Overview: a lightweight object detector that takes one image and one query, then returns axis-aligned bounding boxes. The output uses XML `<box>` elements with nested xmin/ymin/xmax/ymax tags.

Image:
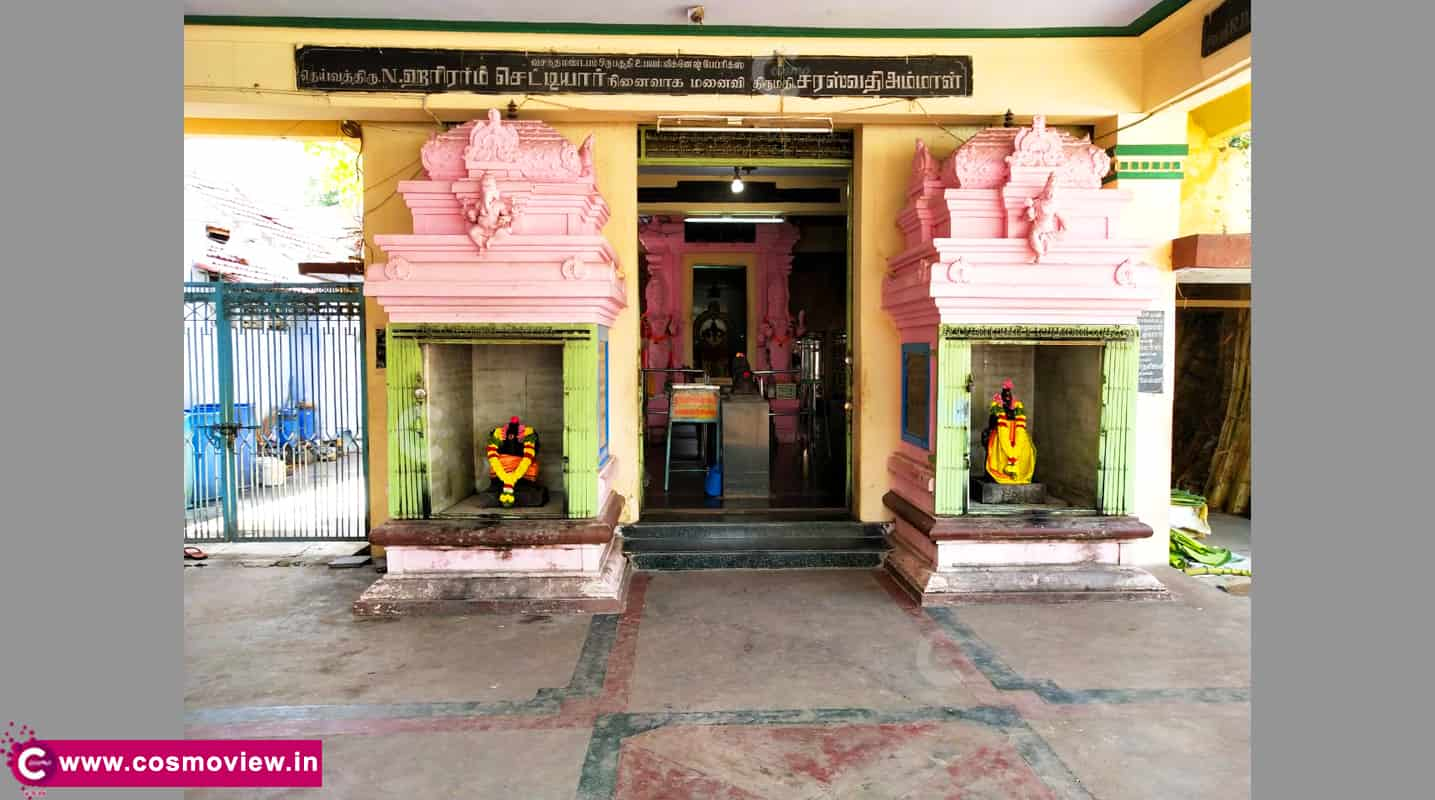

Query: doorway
<box><xmin>692</xmin><ymin>265</ymin><xmax>748</xmax><ymax>378</ymax></box>
<box><xmin>635</xmin><ymin>130</ymin><xmax>853</xmax><ymax>518</ymax></box>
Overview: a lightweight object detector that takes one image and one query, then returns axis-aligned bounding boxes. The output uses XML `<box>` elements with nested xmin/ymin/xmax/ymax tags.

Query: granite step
<box><xmin>623</xmin><ymin>520</ymin><xmax>882</xmax><ymax>540</ymax></box>
<box><xmin>623</xmin><ymin>520</ymin><xmax>888</xmax><ymax>571</ymax></box>
<box><xmin>625</xmin><ymin>532</ymin><xmax>885</xmax><ymax>553</ymax></box>
<box><xmin>629</xmin><ymin>549</ymin><xmax>884</xmax><ymax>571</ymax></box>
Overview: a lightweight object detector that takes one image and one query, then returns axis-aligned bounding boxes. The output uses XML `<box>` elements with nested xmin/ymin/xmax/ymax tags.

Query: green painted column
<box><xmin>564</xmin><ymin>327</ymin><xmax>600</xmax><ymax>519</ymax></box>
<box><xmin>385</xmin><ymin>333</ymin><xmax>429</xmax><ymax>519</ymax></box>
<box><xmin>935</xmin><ymin>333</ymin><xmax>972</xmax><ymax>516</ymax></box>
<box><xmin>1097</xmin><ymin>333</ymin><xmax>1139</xmax><ymax>515</ymax></box>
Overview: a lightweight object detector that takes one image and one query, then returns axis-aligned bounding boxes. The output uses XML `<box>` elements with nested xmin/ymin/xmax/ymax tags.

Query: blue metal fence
<box><xmin>184</xmin><ymin>283</ymin><xmax>368</xmax><ymax>542</ymax></box>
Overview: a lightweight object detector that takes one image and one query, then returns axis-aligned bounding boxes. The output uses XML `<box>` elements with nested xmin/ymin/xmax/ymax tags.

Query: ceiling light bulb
<box><xmin>731</xmin><ymin>177</ymin><xmax>744</xmax><ymax>193</ymax></box>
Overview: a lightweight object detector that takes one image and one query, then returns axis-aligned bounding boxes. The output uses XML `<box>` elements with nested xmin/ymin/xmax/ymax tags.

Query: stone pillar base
<box><xmin>354</xmin><ymin>492</ymin><xmax>631</xmax><ymax>617</ymax></box>
<box><xmin>882</xmin><ymin>491</ymin><xmax>1170</xmax><ymax>605</ymax></box>
<box><xmin>354</xmin><ymin>543</ymin><xmax>632</xmax><ymax>617</ymax></box>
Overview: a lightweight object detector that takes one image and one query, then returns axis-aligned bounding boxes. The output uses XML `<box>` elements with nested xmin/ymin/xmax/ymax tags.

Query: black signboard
<box><xmin>295</xmin><ymin>47</ymin><xmax>972</xmax><ymax>98</ymax></box>
<box><xmin>1201</xmin><ymin>0</ymin><xmax>1251</xmax><ymax>58</ymax></box>
<box><xmin>1138</xmin><ymin>311</ymin><xmax>1165</xmax><ymax>394</ymax></box>
<box><xmin>375</xmin><ymin>328</ymin><xmax>386</xmax><ymax>370</ymax></box>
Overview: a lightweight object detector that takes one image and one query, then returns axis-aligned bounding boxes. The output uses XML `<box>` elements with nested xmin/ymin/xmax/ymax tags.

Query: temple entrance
<box><xmin>635</xmin><ymin>130</ymin><xmax>853</xmax><ymax>520</ymax></box>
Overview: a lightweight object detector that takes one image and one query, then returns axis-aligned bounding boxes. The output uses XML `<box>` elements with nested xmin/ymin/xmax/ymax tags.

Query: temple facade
<box><xmin>183</xmin><ymin>0</ymin><xmax>1251</xmax><ymax>613</ymax></box>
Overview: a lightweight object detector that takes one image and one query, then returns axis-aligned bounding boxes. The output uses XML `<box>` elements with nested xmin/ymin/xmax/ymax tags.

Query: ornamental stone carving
<box><xmin>1023</xmin><ymin>173</ymin><xmax>1066</xmax><ymax>263</ymax></box>
<box><xmin>369</xmin><ymin>110</ymin><xmax>625</xmax><ymax>328</ymax></box>
<box><xmin>464</xmin><ymin>109</ymin><xmax>521</xmax><ymax>164</ymax></box>
<box><xmin>461</xmin><ymin>172</ymin><xmax>515</xmax><ymax>253</ymax></box>
<box><xmin>1007</xmin><ymin>115</ymin><xmax>1067</xmax><ymax>168</ymax></box>
<box><xmin>946</xmin><ymin>256</ymin><xmax>972</xmax><ymax>285</ymax></box>
<box><xmin>384</xmin><ymin>256</ymin><xmax>414</xmax><ymax>281</ymax></box>
<box><xmin>1114</xmin><ymin>259</ymin><xmax>1137</xmax><ymax>287</ymax></box>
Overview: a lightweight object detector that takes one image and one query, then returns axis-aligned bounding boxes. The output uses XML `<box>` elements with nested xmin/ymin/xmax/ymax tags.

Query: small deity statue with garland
<box><xmin>483</xmin><ymin>416</ymin><xmax>548</xmax><ymax>508</ymax></box>
<box><xmin>983</xmin><ymin>379</ymin><xmax>1036</xmax><ymax>485</ymax></box>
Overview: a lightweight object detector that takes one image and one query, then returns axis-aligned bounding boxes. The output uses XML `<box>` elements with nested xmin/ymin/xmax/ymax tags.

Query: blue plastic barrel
<box><xmin>184</xmin><ymin>403</ymin><xmax>256</xmax><ymax>505</ymax></box>
<box><xmin>278</xmin><ymin>406</ymin><xmax>316</xmax><ymax>444</ymax></box>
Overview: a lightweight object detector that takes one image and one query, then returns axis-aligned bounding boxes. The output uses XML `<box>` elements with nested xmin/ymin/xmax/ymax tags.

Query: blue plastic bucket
<box><xmin>704</xmin><ymin>464</ymin><xmax>723</xmax><ymax>497</ymax></box>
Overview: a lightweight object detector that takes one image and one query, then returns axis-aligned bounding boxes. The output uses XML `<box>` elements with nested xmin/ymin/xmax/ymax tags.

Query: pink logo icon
<box><xmin>3</xmin><ymin>722</ymin><xmax>49</xmax><ymax>799</ymax></box>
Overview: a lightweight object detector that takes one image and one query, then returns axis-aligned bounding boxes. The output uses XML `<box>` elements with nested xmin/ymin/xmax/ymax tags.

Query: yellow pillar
<box><xmin>852</xmin><ymin>124</ymin><xmax>968</xmax><ymax>522</ymax></box>
<box><xmin>1096</xmin><ymin>110</ymin><xmax>1187</xmax><ymax>564</ymax></box>
<box><xmin>359</xmin><ymin>122</ymin><xmax>433</xmax><ymax>543</ymax></box>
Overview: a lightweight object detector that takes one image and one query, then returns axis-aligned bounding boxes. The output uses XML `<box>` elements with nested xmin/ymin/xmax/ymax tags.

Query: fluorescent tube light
<box><xmin>684</xmin><ymin>216</ymin><xmax>786</xmax><ymax>224</ymax></box>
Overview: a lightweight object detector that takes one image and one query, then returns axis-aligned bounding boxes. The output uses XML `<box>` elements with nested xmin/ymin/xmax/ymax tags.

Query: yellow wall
<box><xmin>185</xmin><ymin>25</ymin><xmax>1144</xmax><ymax>123</ymax></box>
<box><xmin>1180</xmin><ymin>85</ymin><xmax>1252</xmax><ymax>237</ymax></box>
<box><xmin>853</xmin><ymin>126</ymin><xmax>956</xmax><ymax>520</ymax></box>
<box><xmin>1139</xmin><ymin>0</ymin><xmax>1251</xmax><ymax>111</ymax></box>
<box><xmin>184</xmin><ymin>17</ymin><xmax>1246</xmax><ymax>559</ymax></box>
<box><xmin>184</xmin><ymin>118</ymin><xmax>347</xmax><ymax>139</ymax></box>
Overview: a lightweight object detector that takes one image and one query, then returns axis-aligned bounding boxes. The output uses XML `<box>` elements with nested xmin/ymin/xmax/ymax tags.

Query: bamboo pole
<box><xmin>1205</xmin><ymin>309</ymin><xmax>1251</xmax><ymax>512</ymax></box>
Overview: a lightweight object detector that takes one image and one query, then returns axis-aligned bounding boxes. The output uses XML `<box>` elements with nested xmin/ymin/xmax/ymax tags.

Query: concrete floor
<box><xmin>184</xmin><ymin>562</ymin><xmax>1250</xmax><ymax>799</ymax></box>
<box><xmin>1206</xmin><ymin>512</ymin><xmax>1252</xmax><ymax>559</ymax></box>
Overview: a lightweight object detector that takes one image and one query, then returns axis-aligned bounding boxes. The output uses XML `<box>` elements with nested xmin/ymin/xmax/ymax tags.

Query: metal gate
<box><xmin>184</xmin><ymin>283</ymin><xmax>368</xmax><ymax>542</ymax></box>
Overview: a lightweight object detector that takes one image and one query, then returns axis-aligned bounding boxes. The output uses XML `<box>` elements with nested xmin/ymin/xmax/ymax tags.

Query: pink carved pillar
<box><xmin>752</xmin><ymin>223</ymin><xmax>802</xmax><ymax>443</ymax></box>
<box><xmin>638</xmin><ymin>217</ymin><xmax>687</xmax><ymax>434</ymax></box>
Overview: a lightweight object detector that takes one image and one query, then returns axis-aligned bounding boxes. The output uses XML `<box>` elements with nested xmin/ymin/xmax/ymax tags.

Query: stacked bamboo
<box><xmin>1204</xmin><ymin>309</ymin><xmax>1251</xmax><ymax>514</ymax></box>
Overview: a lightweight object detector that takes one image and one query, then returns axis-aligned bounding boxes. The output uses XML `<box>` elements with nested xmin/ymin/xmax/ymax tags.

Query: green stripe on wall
<box><xmin>1112</xmin><ymin>171</ymin><xmax>1185</xmax><ymax>180</ymax></box>
<box><xmin>183</xmin><ymin>1</ymin><xmax>1192</xmax><ymax>39</ymax></box>
<box><xmin>1112</xmin><ymin>144</ymin><xmax>1190</xmax><ymax>156</ymax></box>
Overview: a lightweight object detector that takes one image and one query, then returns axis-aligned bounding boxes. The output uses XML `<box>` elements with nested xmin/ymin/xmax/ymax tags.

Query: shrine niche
<box><xmin>359</xmin><ymin>109</ymin><xmax>629</xmax><ymax>617</ymax></box>
<box><xmin>880</xmin><ymin>115</ymin><xmax>1168</xmax><ymax>604</ymax></box>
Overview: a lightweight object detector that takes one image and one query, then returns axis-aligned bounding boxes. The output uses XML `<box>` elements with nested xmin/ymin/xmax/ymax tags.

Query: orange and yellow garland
<box><xmin>486</xmin><ymin>419</ymin><xmax>539</xmax><ymax>507</ymax></box>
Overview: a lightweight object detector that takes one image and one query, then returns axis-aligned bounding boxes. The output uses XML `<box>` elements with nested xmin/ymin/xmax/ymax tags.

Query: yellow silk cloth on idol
<box><xmin>986</xmin><ymin>413</ymin><xmax>1036</xmax><ymax>484</ymax></box>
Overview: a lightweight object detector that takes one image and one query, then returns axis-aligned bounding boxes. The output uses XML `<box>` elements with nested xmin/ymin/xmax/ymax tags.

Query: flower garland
<box><xmin>486</xmin><ymin>417</ymin><xmax>539</xmax><ymax>507</ymax></box>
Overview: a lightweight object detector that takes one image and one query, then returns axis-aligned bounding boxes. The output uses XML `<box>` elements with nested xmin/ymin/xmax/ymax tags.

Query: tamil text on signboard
<box><xmin>1201</xmin><ymin>0</ymin><xmax>1251</xmax><ymax>58</ymax></box>
<box><xmin>1138</xmin><ymin>310</ymin><xmax>1165</xmax><ymax>394</ymax></box>
<box><xmin>295</xmin><ymin>47</ymin><xmax>972</xmax><ymax>98</ymax></box>
<box><xmin>669</xmin><ymin>386</ymin><xmax>721</xmax><ymax>423</ymax></box>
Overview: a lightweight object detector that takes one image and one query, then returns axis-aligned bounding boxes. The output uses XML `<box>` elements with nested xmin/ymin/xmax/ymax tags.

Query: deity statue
<box><xmin>1023</xmin><ymin>172</ymin><xmax>1066</xmax><ymax>263</ymax></box>
<box><xmin>983</xmin><ymin>379</ymin><xmax>1036</xmax><ymax>485</ymax></box>
<box><xmin>730</xmin><ymin>352</ymin><xmax>759</xmax><ymax>396</ymax></box>
<box><xmin>643</xmin><ymin>312</ymin><xmax>677</xmax><ymax>370</ymax></box>
<box><xmin>481</xmin><ymin>416</ymin><xmax>548</xmax><ymax>508</ymax></box>
<box><xmin>761</xmin><ymin>309</ymin><xmax>806</xmax><ymax>374</ymax></box>
<box><xmin>694</xmin><ymin>300</ymin><xmax>732</xmax><ymax>378</ymax></box>
<box><xmin>463</xmin><ymin>173</ymin><xmax>514</xmax><ymax>253</ymax></box>
<box><xmin>642</xmin><ymin>271</ymin><xmax>678</xmax><ymax>371</ymax></box>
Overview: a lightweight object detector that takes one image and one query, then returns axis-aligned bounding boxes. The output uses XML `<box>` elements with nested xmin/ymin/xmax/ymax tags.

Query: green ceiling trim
<box><xmin>184</xmin><ymin>2</ymin><xmax>1192</xmax><ymax>40</ymax></box>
